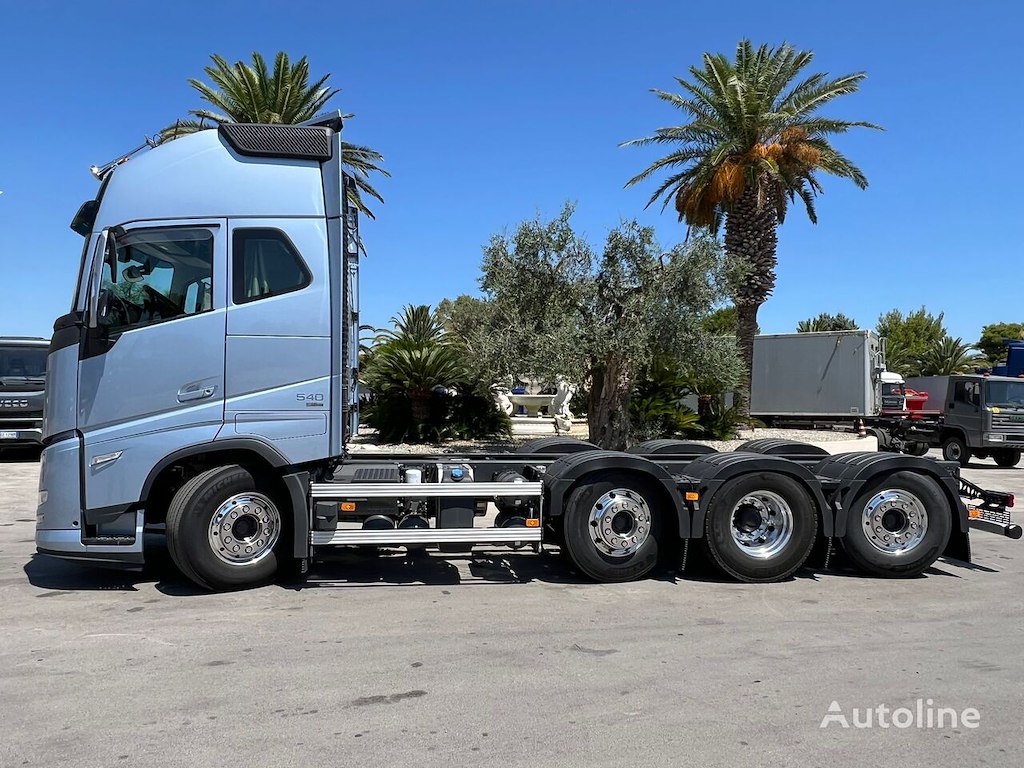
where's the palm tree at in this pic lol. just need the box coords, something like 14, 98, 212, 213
623, 41, 880, 413
160, 52, 388, 219
365, 339, 466, 426
797, 312, 858, 333
918, 336, 979, 376
376, 305, 446, 345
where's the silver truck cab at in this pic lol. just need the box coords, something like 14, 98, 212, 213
36, 115, 358, 566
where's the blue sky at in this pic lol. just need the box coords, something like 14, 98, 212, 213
0, 0, 1020, 342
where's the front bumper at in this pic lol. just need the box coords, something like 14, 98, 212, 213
36, 434, 144, 567
981, 433, 1024, 448
36, 524, 145, 567
0, 426, 43, 445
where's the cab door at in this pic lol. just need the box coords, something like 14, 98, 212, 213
950, 379, 983, 447
78, 220, 227, 511
222, 218, 331, 464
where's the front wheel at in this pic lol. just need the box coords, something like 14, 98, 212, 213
166, 464, 285, 590
840, 471, 952, 578
561, 473, 666, 582
941, 436, 971, 467
994, 449, 1022, 468
701, 473, 817, 582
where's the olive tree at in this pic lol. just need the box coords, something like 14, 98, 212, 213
462, 205, 736, 450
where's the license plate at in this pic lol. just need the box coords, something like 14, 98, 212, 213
0, 430, 18, 440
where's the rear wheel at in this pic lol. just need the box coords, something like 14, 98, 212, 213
166, 465, 285, 590
941, 436, 971, 467
994, 449, 1021, 468
840, 471, 951, 578
701, 473, 817, 582
561, 472, 665, 582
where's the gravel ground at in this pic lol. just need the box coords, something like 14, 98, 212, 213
348, 425, 858, 454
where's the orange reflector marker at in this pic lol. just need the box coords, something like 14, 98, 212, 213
968, 507, 981, 519
684, 492, 699, 502
525, 518, 540, 527
340, 502, 357, 512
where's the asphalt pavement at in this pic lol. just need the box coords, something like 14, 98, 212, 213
1, 448, 1022, 768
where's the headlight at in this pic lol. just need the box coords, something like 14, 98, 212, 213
985, 433, 1005, 442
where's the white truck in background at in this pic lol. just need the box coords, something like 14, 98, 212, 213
750, 330, 906, 426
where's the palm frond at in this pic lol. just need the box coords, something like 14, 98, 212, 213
160, 51, 388, 219
622, 39, 878, 226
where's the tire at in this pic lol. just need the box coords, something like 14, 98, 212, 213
701, 473, 817, 583
629, 440, 717, 456
166, 464, 285, 591
517, 437, 596, 454
994, 449, 1021, 468
561, 472, 666, 582
904, 442, 930, 457
941, 436, 971, 467
840, 471, 952, 578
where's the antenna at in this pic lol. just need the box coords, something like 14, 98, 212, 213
89, 136, 160, 181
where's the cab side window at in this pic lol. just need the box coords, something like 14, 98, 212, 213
99, 227, 215, 335
954, 381, 980, 406
232, 229, 311, 305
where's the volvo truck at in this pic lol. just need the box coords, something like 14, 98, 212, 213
0, 336, 49, 450
34, 115, 1018, 591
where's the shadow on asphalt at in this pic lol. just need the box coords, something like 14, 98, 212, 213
23, 543, 210, 596
22, 541, 655, 594
23, 539, 996, 595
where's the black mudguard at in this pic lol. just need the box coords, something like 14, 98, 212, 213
813, 452, 970, 561
628, 440, 719, 456
682, 452, 832, 538
542, 450, 687, 535
282, 471, 311, 559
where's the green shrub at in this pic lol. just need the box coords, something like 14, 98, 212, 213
695, 397, 748, 440
362, 388, 511, 444
629, 358, 702, 441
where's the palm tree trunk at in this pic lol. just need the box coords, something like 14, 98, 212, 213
409, 389, 431, 426
588, 355, 633, 450
734, 303, 759, 414
725, 186, 778, 417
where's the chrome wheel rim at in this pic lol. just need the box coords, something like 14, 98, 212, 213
862, 489, 928, 554
729, 491, 794, 559
588, 488, 652, 558
208, 492, 280, 566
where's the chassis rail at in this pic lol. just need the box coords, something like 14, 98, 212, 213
959, 476, 1021, 539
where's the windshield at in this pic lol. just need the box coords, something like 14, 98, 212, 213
988, 381, 1024, 408
0, 345, 47, 383
881, 383, 905, 396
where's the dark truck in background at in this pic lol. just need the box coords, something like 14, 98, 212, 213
0, 337, 49, 450
898, 375, 1024, 467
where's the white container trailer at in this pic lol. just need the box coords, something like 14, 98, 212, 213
750, 330, 900, 423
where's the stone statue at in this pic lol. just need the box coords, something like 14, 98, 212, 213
491, 383, 514, 416
551, 376, 575, 433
